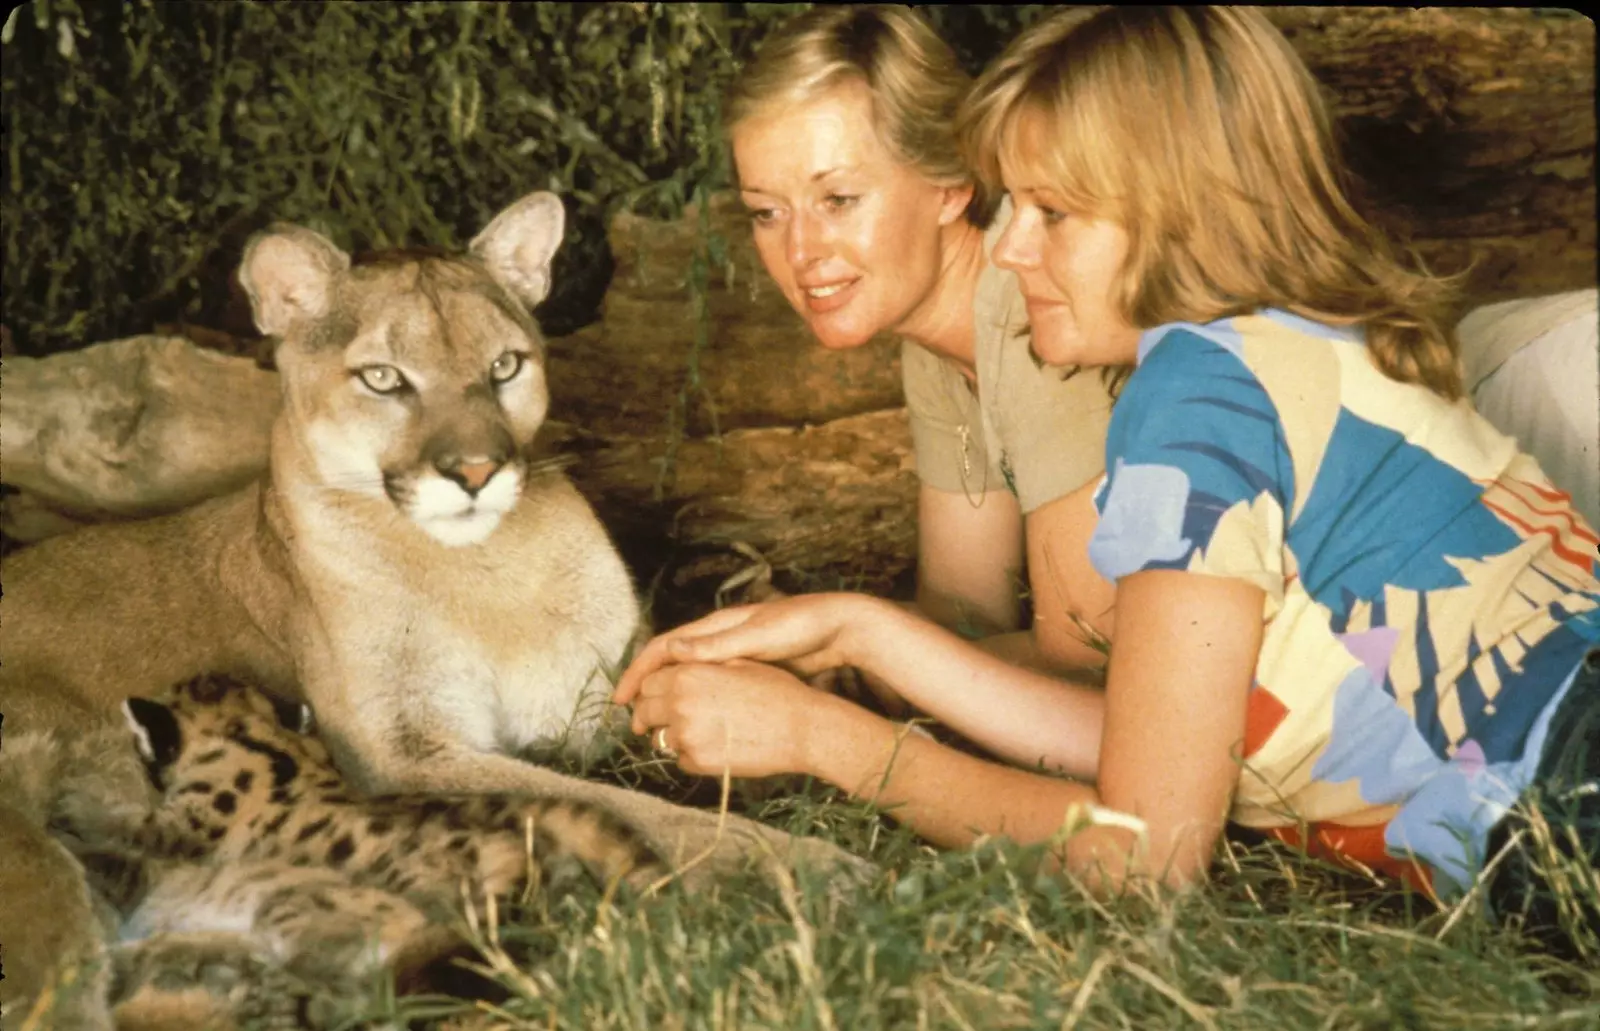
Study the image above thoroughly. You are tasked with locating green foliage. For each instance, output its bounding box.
[0,2,1055,354]
[0,1,781,350]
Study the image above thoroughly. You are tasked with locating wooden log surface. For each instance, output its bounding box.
[1271,7,1595,306]
[545,409,918,615]
[555,7,1595,442]
[2,7,1593,599]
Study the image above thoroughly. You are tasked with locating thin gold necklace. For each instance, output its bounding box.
[950,358,989,508]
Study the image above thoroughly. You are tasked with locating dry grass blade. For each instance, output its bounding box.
[1116,957,1219,1031]
[1061,952,1115,1030]
[773,857,840,1031]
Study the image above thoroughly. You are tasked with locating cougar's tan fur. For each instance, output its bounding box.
[0,192,866,1030]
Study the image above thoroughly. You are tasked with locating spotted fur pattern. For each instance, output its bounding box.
[112,673,665,1026]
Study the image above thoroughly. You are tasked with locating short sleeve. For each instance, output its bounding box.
[902,340,1006,496]
[1088,328,1294,609]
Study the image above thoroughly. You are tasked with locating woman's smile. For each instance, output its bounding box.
[800,277,861,313]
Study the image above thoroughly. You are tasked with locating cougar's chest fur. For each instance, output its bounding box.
[276,459,640,761]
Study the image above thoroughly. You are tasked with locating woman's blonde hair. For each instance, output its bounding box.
[725,5,995,224]
[959,6,1463,398]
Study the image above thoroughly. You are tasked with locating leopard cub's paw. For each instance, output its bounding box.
[113,931,268,996]
[111,932,309,1029]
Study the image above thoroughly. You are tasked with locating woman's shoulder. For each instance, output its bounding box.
[1126,309,1359,419]
[1124,315,1263,406]
[1138,309,1359,365]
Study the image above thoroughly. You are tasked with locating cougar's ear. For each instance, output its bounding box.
[238,224,351,338]
[122,698,182,772]
[469,192,565,309]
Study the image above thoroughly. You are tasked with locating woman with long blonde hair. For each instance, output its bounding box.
[619,6,1598,949]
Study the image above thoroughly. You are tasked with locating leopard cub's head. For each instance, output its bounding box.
[238,192,567,547]
[121,674,329,843]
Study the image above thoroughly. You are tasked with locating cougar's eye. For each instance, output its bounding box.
[489,351,524,385]
[356,364,407,395]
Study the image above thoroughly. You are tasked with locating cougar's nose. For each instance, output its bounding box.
[437,453,506,496]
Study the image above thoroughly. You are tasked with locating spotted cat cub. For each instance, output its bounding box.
[112,673,666,1028]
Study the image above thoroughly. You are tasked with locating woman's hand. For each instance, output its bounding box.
[627,659,840,779]
[613,592,880,707]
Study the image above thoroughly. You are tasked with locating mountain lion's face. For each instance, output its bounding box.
[280,256,549,546]
[240,193,566,547]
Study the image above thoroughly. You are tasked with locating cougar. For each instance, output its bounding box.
[0,192,867,1030]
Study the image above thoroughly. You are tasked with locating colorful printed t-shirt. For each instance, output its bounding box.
[1088,310,1600,898]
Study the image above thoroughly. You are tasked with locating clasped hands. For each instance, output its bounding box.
[611,592,878,779]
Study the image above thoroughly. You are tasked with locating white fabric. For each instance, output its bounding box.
[1458,289,1599,530]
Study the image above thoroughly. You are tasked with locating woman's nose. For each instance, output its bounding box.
[786,210,826,269]
[992,215,1036,273]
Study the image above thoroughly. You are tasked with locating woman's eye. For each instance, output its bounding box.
[1039,205,1066,225]
[747,207,778,226]
[356,364,407,394]
[489,351,524,384]
[824,193,859,212]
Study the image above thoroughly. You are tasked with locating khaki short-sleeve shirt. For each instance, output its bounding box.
[903,201,1114,513]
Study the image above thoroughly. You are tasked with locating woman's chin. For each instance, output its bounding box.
[1032,331,1136,370]
[808,320,880,351]
[1029,337,1085,368]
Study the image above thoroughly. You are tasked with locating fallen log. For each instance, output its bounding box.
[546,409,918,608]
[1268,7,1595,308]
[0,335,279,536]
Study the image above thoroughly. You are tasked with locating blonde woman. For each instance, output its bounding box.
[724,5,1117,670]
[618,6,1599,947]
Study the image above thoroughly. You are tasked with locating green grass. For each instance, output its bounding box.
[375,568,1598,1031]
[347,743,1598,1031]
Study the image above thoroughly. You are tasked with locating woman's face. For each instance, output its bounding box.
[993,177,1142,369]
[732,81,969,350]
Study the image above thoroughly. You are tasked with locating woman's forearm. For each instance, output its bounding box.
[900,596,1109,675]
[971,629,1108,678]
[801,695,1148,887]
[839,599,1106,780]
[800,694,1094,846]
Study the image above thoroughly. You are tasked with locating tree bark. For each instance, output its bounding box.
[1268,7,1595,314]
[544,409,918,617]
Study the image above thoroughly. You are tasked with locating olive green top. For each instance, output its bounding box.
[902,200,1115,513]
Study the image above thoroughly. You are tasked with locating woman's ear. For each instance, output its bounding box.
[938,182,978,227]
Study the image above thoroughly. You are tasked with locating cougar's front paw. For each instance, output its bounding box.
[236,965,323,1031]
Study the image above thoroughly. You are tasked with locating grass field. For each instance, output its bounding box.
[366,746,1598,1031]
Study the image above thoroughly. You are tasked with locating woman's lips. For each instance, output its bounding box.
[801,278,860,314]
